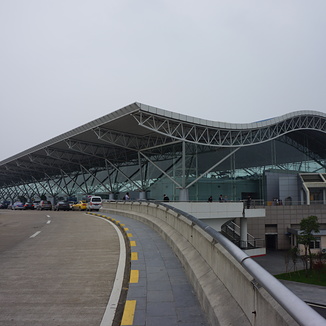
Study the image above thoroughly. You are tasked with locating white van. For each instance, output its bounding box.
[87,196,102,211]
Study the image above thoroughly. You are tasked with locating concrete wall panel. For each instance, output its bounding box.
[102,202,301,326]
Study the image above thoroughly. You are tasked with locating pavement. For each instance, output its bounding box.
[1,210,324,325]
[253,250,326,306]
[108,213,209,326]
[106,213,325,325]
[0,210,121,326]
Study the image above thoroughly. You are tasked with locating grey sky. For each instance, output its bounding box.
[1,1,325,161]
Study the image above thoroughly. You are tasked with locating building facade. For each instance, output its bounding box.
[0,103,325,251]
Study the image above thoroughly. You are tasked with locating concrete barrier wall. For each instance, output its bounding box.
[102,201,301,326]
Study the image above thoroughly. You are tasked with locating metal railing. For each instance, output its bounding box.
[221,220,265,249]
[155,201,326,326]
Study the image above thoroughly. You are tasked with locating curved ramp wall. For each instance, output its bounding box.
[101,201,324,326]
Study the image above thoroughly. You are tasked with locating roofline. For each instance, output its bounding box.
[0,102,142,164]
[140,103,326,130]
[1,102,325,164]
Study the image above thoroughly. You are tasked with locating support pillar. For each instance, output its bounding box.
[139,191,146,200]
[240,217,248,249]
[179,188,189,201]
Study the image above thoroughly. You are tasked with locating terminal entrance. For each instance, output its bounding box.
[265,234,278,250]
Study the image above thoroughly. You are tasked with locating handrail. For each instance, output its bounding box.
[222,220,261,248]
[155,201,326,326]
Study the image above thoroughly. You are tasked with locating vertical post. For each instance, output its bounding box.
[180,141,189,201]
[182,141,186,189]
[139,191,146,200]
[179,188,189,201]
[138,152,144,191]
[240,217,248,248]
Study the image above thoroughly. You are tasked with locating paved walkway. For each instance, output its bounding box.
[108,213,208,326]
[106,213,325,324]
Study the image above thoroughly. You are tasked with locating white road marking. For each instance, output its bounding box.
[307,302,326,309]
[30,231,41,238]
[93,216,126,326]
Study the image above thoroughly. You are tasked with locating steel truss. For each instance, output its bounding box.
[132,111,326,147]
[0,103,325,202]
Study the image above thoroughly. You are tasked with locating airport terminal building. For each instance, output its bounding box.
[0,102,325,251]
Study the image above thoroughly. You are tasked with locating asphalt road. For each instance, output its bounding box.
[0,209,121,326]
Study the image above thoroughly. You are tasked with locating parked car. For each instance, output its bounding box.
[37,200,52,211]
[33,201,41,209]
[24,202,34,210]
[12,201,25,210]
[54,201,70,211]
[0,201,10,209]
[68,201,75,210]
[72,201,87,211]
[86,196,102,211]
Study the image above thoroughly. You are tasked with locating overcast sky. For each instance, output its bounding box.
[1,1,325,161]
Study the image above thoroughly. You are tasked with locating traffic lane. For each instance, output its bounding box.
[0,209,49,252]
[0,210,120,326]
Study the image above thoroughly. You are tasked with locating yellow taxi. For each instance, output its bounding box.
[72,201,87,211]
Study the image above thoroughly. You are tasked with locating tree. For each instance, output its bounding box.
[298,215,320,271]
[285,246,299,273]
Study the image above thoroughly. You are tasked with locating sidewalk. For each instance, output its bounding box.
[109,213,209,326]
[253,251,326,306]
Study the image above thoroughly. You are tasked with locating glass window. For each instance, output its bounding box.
[309,237,321,249]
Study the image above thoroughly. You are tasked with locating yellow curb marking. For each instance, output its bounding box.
[121,300,136,325]
[131,252,138,260]
[130,270,139,283]
[130,241,136,247]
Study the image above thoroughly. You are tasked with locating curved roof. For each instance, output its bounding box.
[0,102,325,187]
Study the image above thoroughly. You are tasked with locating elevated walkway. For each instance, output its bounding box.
[100,201,325,326]
[102,212,209,326]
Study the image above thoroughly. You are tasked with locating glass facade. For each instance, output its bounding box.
[0,105,325,204]
[1,134,324,204]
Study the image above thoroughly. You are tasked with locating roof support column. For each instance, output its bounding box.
[182,141,186,188]
[240,216,248,248]
[137,152,146,200]
[179,141,189,201]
